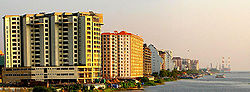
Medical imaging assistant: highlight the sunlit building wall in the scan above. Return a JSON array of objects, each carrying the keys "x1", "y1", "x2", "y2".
[
  {"x1": 102, "y1": 31, "x2": 143, "y2": 79},
  {"x1": 143, "y1": 44, "x2": 152, "y2": 75},
  {"x1": 148, "y1": 44, "x2": 163, "y2": 74},
  {"x1": 3, "y1": 11, "x2": 103, "y2": 83},
  {"x1": 3, "y1": 15, "x2": 22, "y2": 68}
]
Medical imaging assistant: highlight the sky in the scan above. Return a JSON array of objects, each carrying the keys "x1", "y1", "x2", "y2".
[{"x1": 0, "y1": 0, "x2": 250, "y2": 71}]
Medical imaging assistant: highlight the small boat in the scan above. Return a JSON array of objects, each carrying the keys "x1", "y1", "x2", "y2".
[{"x1": 216, "y1": 74, "x2": 225, "y2": 78}]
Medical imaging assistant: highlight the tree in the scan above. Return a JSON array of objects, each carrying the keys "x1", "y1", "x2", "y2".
[
  {"x1": 152, "y1": 72, "x2": 159, "y2": 77},
  {"x1": 82, "y1": 85, "x2": 89, "y2": 91},
  {"x1": 159, "y1": 70, "x2": 170, "y2": 77},
  {"x1": 138, "y1": 77, "x2": 149, "y2": 82},
  {"x1": 48, "y1": 87, "x2": 56, "y2": 92},
  {"x1": 137, "y1": 82, "x2": 142, "y2": 88},
  {"x1": 33, "y1": 86, "x2": 48, "y2": 92},
  {"x1": 170, "y1": 71, "x2": 178, "y2": 78},
  {"x1": 90, "y1": 85, "x2": 95, "y2": 90}
]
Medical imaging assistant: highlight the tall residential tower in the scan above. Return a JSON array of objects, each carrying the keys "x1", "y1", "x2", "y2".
[
  {"x1": 3, "y1": 15, "x2": 22, "y2": 67},
  {"x1": 101, "y1": 31, "x2": 144, "y2": 79},
  {"x1": 143, "y1": 44, "x2": 152, "y2": 76},
  {"x1": 3, "y1": 11, "x2": 104, "y2": 83}
]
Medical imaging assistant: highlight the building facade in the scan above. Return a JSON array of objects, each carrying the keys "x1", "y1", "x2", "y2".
[
  {"x1": 159, "y1": 50, "x2": 175, "y2": 71},
  {"x1": 101, "y1": 31, "x2": 143, "y2": 79},
  {"x1": 148, "y1": 44, "x2": 163, "y2": 74},
  {"x1": 3, "y1": 11, "x2": 103, "y2": 83},
  {"x1": 143, "y1": 44, "x2": 152, "y2": 76},
  {"x1": 2, "y1": 66, "x2": 88, "y2": 83},
  {"x1": 172, "y1": 57, "x2": 182, "y2": 71},
  {"x1": 181, "y1": 58, "x2": 191, "y2": 70},
  {"x1": 3, "y1": 15, "x2": 22, "y2": 68},
  {"x1": 190, "y1": 59, "x2": 199, "y2": 70}
]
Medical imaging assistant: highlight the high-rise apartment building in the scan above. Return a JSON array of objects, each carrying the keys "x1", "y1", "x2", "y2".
[
  {"x1": 22, "y1": 13, "x2": 51, "y2": 67},
  {"x1": 101, "y1": 31, "x2": 143, "y2": 79},
  {"x1": 181, "y1": 58, "x2": 191, "y2": 70},
  {"x1": 172, "y1": 57, "x2": 182, "y2": 70},
  {"x1": 143, "y1": 44, "x2": 152, "y2": 76},
  {"x1": 3, "y1": 11, "x2": 103, "y2": 83},
  {"x1": 148, "y1": 44, "x2": 163, "y2": 74},
  {"x1": 190, "y1": 59, "x2": 199, "y2": 70},
  {"x1": 3, "y1": 15, "x2": 22, "y2": 68},
  {"x1": 159, "y1": 50, "x2": 174, "y2": 71}
]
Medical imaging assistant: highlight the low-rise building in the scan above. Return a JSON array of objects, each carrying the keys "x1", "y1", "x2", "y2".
[{"x1": 2, "y1": 66, "x2": 102, "y2": 84}]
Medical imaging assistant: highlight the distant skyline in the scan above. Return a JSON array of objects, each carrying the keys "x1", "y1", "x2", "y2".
[{"x1": 0, "y1": 0, "x2": 250, "y2": 71}]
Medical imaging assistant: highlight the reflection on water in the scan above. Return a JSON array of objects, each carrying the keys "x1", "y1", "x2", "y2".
[{"x1": 122, "y1": 72, "x2": 250, "y2": 92}]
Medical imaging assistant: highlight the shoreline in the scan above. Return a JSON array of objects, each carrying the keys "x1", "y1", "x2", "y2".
[{"x1": 106, "y1": 78, "x2": 179, "y2": 91}]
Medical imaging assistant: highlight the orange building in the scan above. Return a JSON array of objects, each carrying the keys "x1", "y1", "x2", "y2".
[
  {"x1": 0, "y1": 50, "x2": 4, "y2": 56},
  {"x1": 101, "y1": 31, "x2": 144, "y2": 79}
]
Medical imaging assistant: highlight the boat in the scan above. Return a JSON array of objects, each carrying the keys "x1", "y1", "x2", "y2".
[{"x1": 216, "y1": 74, "x2": 225, "y2": 78}]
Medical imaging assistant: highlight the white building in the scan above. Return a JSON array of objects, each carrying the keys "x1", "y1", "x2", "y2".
[
  {"x1": 159, "y1": 50, "x2": 175, "y2": 71},
  {"x1": 148, "y1": 44, "x2": 162, "y2": 74}
]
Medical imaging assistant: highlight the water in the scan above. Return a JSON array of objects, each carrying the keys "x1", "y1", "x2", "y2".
[
  {"x1": 122, "y1": 72, "x2": 250, "y2": 92},
  {"x1": 144, "y1": 72, "x2": 250, "y2": 92}
]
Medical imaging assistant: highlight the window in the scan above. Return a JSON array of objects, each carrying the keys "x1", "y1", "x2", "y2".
[
  {"x1": 12, "y1": 26, "x2": 16, "y2": 29},
  {"x1": 87, "y1": 18, "x2": 91, "y2": 21},
  {"x1": 87, "y1": 31, "x2": 91, "y2": 34},
  {"x1": 74, "y1": 18, "x2": 77, "y2": 21},
  {"x1": 87, "y1": 27, "x2": 91, "y2": 30},
  {"x1": 12, "y1": 17, "x2": 16, "y2": 20}
]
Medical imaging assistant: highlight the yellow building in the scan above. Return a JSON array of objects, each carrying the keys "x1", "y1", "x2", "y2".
[
  {"x1": 3, "y1": 11, "x2": 103, "y2": 83},
  {"x1": 130, "y1": 33, "x2": 144, "y2": 78},
  {"x1": 0, "y1": 50, "x2": 4, "y2": 56},
  {"x1": 101, "y1": 31, "x2": 143, "y2": 79},
  {"x1": 3, "y1": 15, "x2": 22, "y2": 67}
]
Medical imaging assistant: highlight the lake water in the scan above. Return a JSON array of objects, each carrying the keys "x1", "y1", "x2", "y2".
[{"x1": 123, "y1": 72, "x2": 250, "y2": 92}]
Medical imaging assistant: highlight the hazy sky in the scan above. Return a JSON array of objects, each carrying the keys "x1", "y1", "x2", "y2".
[{"x1": 0, "y1": 0, "x2": 250, "y2": 71}]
